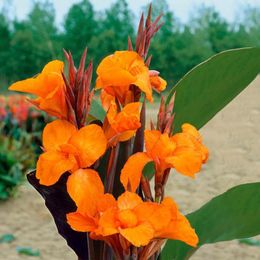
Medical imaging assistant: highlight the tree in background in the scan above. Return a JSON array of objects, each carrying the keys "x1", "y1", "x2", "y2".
[
  {"x1": 1, "y1": 0, "x2": 260, "y2": 92},
  {"x1": 63, "y1": 0, "x2": 96, "y2": 63}
]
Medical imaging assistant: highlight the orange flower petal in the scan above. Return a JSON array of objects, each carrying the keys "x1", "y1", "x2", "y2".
[
  {"x1": 36, "y1": 151, "x2": 77, "y2": 186},
  {"x1": 42, "y1": 120, "x2": 77, "y2": 151},
  {"x1": 98, "y1": 208, "x2": 119, "y2": 236},
  {"x1": 145, "y1": 130, "x2": 176, "y2": 163},
  {"x1": 67, "y1": 211, "x2": 97, "y2": 232},
  {"x1": 9, "y1": 60, "x2": 64, "y2": 97},
  {"x1": 166, "y1": 148, "x2": 202, "y2": 177},
  {"x1": 119, "y1": 222, "x2": 154, "y2": 247},
  {"x1": 150, "y1": 75, "x2": 167, "y2": 92},
  {"x1": 100, "y1": 89, "x2": 115, "y2": 111},
  {"x1": 97, "y1": 194, "x2": 117, "y2": 212},
  {"x1": 120, "y1": 152, "x2": 152, "y2": 192},
  {"x1": 38, "y1": 86, "x2": 67, "y2": 119},
  {"x1": 69, "y1": 124, "x2": 107, "y2": 168},
  {"x1": 108, "y1": 102, "x2": 141, "y2": 133},
  {"x1": 67, "y1": 169, "x2": 104, "y2": 216},
  {"x1": 160, "y1": 198, "x2": 198, "y2": 247},
  {"x1": 134, "y1": 202, "x2": 172, "y2": 234},
  {"x1": 117, "y1": 191, "x2": 143, "y2": 210},
  {"x1": 181, "y1": 123, "x2": 201, "y2": 141}
]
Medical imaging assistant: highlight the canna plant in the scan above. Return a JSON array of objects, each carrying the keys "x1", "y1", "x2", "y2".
[{"x1": 8, "y1": 5, "x2": 260, "y2": 260}]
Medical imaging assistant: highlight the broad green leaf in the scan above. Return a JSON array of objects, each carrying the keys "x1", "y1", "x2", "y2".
[
  {"x1": 166, "y1": 48, "x2": 260, "y2": 133},
  {"x1": 161, "y1": 182, "x2": 260, "y2": 260},
  {"x1": 89, "y1": 98, "x2": 106, "y2": 121},
  {"x1": 16, "y1": 246, "x2": 40, "y2": 256},
  {"x1": 0, "y1": 234, "x2": 15, "y2": 243}
]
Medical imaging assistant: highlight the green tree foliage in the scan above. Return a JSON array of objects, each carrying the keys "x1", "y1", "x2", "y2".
[
  {"x1": 0, "y1": 0, "x2": 260, "y2": 92},
  {"x1": 63, "y1": 0, "x2": 96, "y2": 63}
]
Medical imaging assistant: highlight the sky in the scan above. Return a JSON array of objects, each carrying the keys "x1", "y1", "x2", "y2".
[{"x1": 1, "y1": 0, "x2": 260, "y2": 26}]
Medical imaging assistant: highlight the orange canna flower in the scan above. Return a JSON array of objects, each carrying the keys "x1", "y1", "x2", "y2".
[
  {"x1": 121, "y1": 123, "x2": 208, "y2": 192},
  {"x1": 66, "y1": 169, "x2": 198, "y2": 249},
  {"x1": 150, "y1": 75, "x2": 167, "y2": 92},
  {"x1": 36, "y1": 120, "x2": 107, "y2": 186},
  {"x1": 9, "y1": 60, "x2": 67, "y2": 119},
  {"x1": 103, "y1": 101, "x2": 141, "y2": 146},
  {"x1": 96, "y1": 51, "x2": 153, "y2": 104}
]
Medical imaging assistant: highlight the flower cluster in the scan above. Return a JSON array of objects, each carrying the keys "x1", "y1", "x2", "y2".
[
  {"x1": 0, "y1": 94, "x2": 40, "y2": 125},
  {"x1": 9, "y1": 8, "x2": 208, "y2": 259}
]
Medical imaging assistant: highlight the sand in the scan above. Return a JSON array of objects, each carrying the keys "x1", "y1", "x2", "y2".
[{"x1": 0, "y1": 76, "x2": 260, "y2": 259}]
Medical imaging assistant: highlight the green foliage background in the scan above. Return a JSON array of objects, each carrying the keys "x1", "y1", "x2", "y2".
[{"x1": 0, "y1": 0, "x2": 259, "y2": 90}]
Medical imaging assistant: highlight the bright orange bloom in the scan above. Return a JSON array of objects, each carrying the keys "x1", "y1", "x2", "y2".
[
  {"x1": 9, "y1": 60, "x2": 67, "y2": 119},
  {"x1": 36, "y1": 120, "x2": 107, "y2": 186},
  {"x1": 150, "y1": 75, "x2": 167, "y2": 92},
  {"x1": 66, "y1": 169, "x2": 198, "y2": 249},
  {"x1": 96, "y1": 51, "x2": 153, "y2": 104},
  {"x1": 103, "y1": 101, "x2": 141, "y2": 146},
  {"x1": 121, "y1": 123, "x2": 208, "y2": 192}
]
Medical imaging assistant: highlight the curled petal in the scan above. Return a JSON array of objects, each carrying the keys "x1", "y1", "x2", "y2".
[
  {"x1": 134, "y1": 202, "x2": 172, "y2": 234},
  {"x1": 97, "y1": 194, "x2": 117, "y2": 212},
  {"x1": 36, "y1": 151, "x2": 77, "y2": 186},
  {"x1": 150, "y1": 75, "x2": 167, "y2": 92},
  {"x1": 67, "y1": 169, "x2": 104, "y2": 216},
  {"x1": 119, "y1": 222, "x2": 154, "y2": 247},
  {"x1": 69, "y1": 124, "x2": 107, "y2": 168},
  {"x1": 67, "y1": 211, "x2": 97, "y2": 232},
  {"x1": 117, "y1": 191, "x2": 143, "y2": 210},
  {"x1": 161, "y1": 198, "x2": 198, "y2": 247},
  {"x1": 181, "y1": 123, "x2": 202, "y2": 142},
  {"x1": 97, "y1": 208, "x2": 119, "y2": 236},
  {"x1": 43, "y1": 120, "x2": 77, "y2": 151},
  {"x1": 166, "y1": 148, "x2": 202, "y2": 178},
  {"x1": 120, "y1": 152, "x2": 152, "y2": 192},
  {"x1": 9, "y1": 60, "x2": 64, "y2": 97}
]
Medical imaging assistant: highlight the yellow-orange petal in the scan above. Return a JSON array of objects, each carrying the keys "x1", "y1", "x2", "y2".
[
  {"x1": 159, "y1": 212, "x2": 199, "y2": 247},
  {"x1": 38, "y1": 86, "x2": 67, "y2": 119},
  {"x1": 42, "y1": 120, "x2": 77, "y2": 151},
  {"x1": 160, "y1": 197, "x2": 198, "y2": 247},
  {"x1": 96, "y1": 52, "x2": 136, "y2": 87},
  {"x1": 108, "y1": 102, "x2": 141, "y2": 133},
  {"x1": 97, "y1": 194, "x2": 117, "y2": 212},
  {"x1": 98, "y1": 208, "x2": 119, "y2": 236},
  {"x1": 69, "y1": 124, "x2": 107, "y2": 168},
  {"x1": 181, "y1": 123, "x2": 202, "y2": 142},
  {"x1": 67, "y1": 169, "x2": 104, "y2": 216},
  {"x1": 120, "y1": 152, "x2": 152, "y2": 192},
  {"x1": 134, "y1": 202, "x2": 172, "y2": 235},
  {"x1": 67, "y1": 211, "x2": 97, "y2": 232},
  {"x1": 36, "y1": 151, "x2": 77, "y2": 186},
  {"x1": 100, "y1": 89, "x2": 115, "y2": 111},
  {"x1": 9, "y1": 60, "x2": 64, "y2": 97},
  {"x1": 150, "y1": 75, "x2": 167, "y2": 92},
  {"x1": 166, "y1": 148, "x2": 202, "y2": 178},
  {"x1": 117, "y1": 191, "x2": 143, "y2": 210},
  {"x1": 119, "y1": 222, "x2": 154, "y2": 247}
]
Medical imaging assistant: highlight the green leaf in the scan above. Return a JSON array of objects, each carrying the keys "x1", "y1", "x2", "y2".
[
  {"x1": 0, "y1": 234, "x2": 15, "y2": 243},
  {"x1": 239, "y1": 238, "x2": 260, "y2": 247},
  {"x1": 89, "y1": 98, "x2": 106, "y2": 121},
  {"x1": 166, "y1": 48, "x2": 260, "y2": 133},
  {"x1": 161, "y1": 182, "x2": 260, "y2": 260},
  {"x1": 16, "y1": 247, "x2": 40, "y2": 257},
  {"x1": 143, "y1": 162, "x2": 155, "y2": 180}
]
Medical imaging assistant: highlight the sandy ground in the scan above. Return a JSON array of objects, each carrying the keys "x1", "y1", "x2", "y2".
[{"x1": 0, "y1": 76, "x2": 260, "y2": 259}]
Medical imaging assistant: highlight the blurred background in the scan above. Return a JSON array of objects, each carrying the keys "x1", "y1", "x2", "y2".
[
  {"x1": 0, "y1": 0, "x2": 260, "y2": 259},
  {"x1": 0, "y1": 0, "x2": 260, "y2": 91}
]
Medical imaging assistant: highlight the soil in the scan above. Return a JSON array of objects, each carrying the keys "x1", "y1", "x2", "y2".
[{"x1": 0, "y1": 76, "x2": 260, "y2": 259}]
